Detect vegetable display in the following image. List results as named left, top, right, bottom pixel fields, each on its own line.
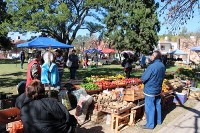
left=80, top=83, right=99, bottom=90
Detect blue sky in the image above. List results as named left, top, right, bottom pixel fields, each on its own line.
left=8, top=2, right=200, bottom=40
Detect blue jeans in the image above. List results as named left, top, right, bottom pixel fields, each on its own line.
left=70, top=68, right=77, bottom=79
left=145, top=95, right=161, bottom=128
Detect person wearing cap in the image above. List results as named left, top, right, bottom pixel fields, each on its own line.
left=141, top=50, right=166, bottom=129
left=26, top=51, right=42, bottom=87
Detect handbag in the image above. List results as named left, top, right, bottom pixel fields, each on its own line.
left=66, top=60, right=72, bottom=67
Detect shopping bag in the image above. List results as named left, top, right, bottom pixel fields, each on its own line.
left=66, top=60, right=72, bottom=67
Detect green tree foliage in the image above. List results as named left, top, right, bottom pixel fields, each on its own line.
left=103, top=0, right=160, bottom=54
left=3, top=0, right=105, bottom=44
left=0, top=0, right=12, bottom=49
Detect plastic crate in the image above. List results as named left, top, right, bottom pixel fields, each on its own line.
left=173, top=92, right=187, bottom=104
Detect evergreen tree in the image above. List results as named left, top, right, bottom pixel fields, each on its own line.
left=0, top=0, right=12, bottom=49
left=3, top=0, right=105, bottom=44
left=103, top=0, right=160, bottom=54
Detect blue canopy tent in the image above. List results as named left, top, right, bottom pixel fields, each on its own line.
left=191, top=46, right=200, bottom=51
left=84, top=48, right=103, bottom=54
left=169, top=49, right=187, bottom=55
left=17, top=37, right=74, bottom=49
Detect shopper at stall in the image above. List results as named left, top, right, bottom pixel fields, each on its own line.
left=140, top=54, right=146, bottom=70
left=55, top=49, right=64, bottom=82
left=141, top=50, right=166, bottom=129
left=15, top=80, right=77, bottom=133
left=121, top=53, right=133, bottom=78
left=84, top=53, right=89, bottom=68
left=20, top=49, right=25, bottom=69
left=68, top=49, right=79, bottom=79
left=26, top=51, right=41, bottom=87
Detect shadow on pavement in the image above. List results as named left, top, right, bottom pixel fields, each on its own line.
left=76, top=125, right=104, bottom=133
left=173, top=94, right=200, bottom=133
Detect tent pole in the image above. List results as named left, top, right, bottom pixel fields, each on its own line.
left=48, top=46, right=51, bottom=97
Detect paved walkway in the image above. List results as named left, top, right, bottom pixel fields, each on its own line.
left=157, top=101, right=200, bottom=133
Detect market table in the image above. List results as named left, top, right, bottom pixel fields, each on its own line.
left=110, top=104, right=144, bottom=133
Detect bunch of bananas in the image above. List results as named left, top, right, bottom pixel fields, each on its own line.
left=162, top=79, right=169, bottom=92
left=116, top=74, right=125, bottom=79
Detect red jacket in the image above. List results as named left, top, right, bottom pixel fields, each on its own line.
left=26, top=60, right=41, bottom=87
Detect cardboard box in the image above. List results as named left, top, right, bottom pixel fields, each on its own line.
left=173, top=92, right=187, bottom=104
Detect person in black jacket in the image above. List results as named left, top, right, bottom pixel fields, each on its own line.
left=20, top=50, right=25, bottom=69
left=15, top=80, right=77, bottom=133
left=121, top=53, right=133, bottom=78
left=68, top=50, right=79, bottom=79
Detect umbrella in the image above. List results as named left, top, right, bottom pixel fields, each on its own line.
left=121, top=50, right=134, bottom=56
left=17, top=37, right=74, bottom=49
left=169, top=49, right=187, bottom=55
left=84, top=48, right=103, bottom=54
left=101, top=48, right=115, bottom=54
left=191, top=46, right=200, bottom=51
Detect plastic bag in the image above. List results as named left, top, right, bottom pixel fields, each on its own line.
left=75, top=94, right=93, bottom=124
left=71, top=88, right=87, bottom=101
left=58, top=90, right=72, bottom=110
left=66, top=60, right=72, bottom=67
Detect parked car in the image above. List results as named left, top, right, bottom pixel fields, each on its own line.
left=7, top=53, right=20, bottom=59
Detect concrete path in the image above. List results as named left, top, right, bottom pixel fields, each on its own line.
left=157, top=101, right=200, bottom=133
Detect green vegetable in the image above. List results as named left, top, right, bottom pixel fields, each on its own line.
left=80, top=83, right=99, bottom=90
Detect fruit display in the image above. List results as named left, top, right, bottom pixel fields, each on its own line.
left=95, top=80, right=117, bottom=89
left=167, top=78, right=185, bottom=89
left=162, top=79, right=171, bottom=93
left=162, top=78, right=185, bottom=93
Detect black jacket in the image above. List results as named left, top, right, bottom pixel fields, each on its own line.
left=15, top=93, right=74, bottom=133
left=68, top=53, right=79, bottom=69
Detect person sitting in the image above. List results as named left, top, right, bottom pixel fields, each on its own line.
left=15, top=80, right=77, bottom=133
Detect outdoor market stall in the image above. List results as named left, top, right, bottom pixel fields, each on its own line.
left=58, top=74, right=189, bottom=132
left=0, top=71, right=192, bottom=133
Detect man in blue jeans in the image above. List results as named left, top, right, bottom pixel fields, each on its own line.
left=141, top=50, right=166, bottom=129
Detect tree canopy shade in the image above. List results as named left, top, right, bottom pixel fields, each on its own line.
left=3, top=0, right=105, bottom=45
left=159, top=0, right=200, bottom=32
left=103, top=0, right=160, bottom=54
left=0, top=0, right=12, bottom=49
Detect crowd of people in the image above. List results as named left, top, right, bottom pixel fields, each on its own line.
left=16, top=49, right=79, bottom=133
left=15, top=48, right=167, bottom=132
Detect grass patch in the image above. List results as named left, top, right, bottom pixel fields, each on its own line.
left=0, top=59, right=179, bottom=94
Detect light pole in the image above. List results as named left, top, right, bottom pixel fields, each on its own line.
left=82, top=42, right=85, bottom=52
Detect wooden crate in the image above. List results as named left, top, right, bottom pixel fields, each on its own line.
left=110, top=109, right=136, bottom=133
left=91, top=110, right=107, bottom=123
left=123, top=85, right=144, bottom=101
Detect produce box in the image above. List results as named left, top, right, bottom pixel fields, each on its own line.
left=6, top=120, right=23, bottom=133
left=123, top=85, right=144, bottom=101
left=173, top=92, right=187, bottom=104
left=189, top=87, right=200, bottom=100
left=161, top=95, right=174, bottom=109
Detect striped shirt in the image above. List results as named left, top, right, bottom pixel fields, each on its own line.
left=55, top=56, right=64, bottom=72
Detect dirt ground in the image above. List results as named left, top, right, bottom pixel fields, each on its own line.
left=72, top=98, right=199, bottom=133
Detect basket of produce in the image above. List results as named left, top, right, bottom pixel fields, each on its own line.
left=80, top=83, right=102, bottom=95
